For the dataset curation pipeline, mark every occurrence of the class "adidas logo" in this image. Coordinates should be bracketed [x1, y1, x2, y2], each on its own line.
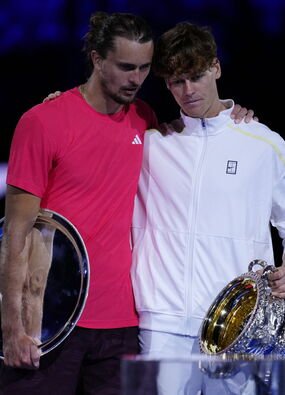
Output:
[132, 134, 142, 144]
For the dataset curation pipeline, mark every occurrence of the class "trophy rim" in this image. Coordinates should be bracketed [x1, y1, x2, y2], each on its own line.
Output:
[199, 270, 264, 355]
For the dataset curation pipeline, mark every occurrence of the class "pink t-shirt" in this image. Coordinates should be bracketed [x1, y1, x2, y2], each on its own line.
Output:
[7, 87, 158, 328]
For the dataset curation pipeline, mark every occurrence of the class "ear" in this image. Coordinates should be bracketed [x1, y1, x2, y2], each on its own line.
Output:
[212, 58, 221, 80]
[91, 50, 103, 70]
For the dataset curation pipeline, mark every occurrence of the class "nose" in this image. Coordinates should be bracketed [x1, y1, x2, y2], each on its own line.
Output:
[129, 69, 141, 86]
[184, 79, 195, 95]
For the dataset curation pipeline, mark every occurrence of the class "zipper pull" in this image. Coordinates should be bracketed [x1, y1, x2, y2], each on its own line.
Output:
[201, 118, 206, 128]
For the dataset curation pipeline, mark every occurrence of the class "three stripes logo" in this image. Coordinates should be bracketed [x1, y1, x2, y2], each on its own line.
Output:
[132, 134, 142, 145]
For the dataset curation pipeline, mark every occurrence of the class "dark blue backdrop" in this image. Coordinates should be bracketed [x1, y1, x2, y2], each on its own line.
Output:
[1, 0, 284, 159]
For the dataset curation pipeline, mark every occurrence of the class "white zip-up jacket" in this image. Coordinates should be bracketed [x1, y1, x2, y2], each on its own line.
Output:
[131, 100, 285, 336]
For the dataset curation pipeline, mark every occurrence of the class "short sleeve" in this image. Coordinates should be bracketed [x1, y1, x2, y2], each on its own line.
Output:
[7, 111, 55, 197]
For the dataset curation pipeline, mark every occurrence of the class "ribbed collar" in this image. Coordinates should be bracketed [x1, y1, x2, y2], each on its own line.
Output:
[180, 99, 234, 136]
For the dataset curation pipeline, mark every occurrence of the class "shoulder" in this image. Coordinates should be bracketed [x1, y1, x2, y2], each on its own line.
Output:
[228, 120, 285, 166]
[145, 128, 162, 139]
[132, 98, 153, 112]
[30, 88, 78, 116]
[18, 88, 78, 129]
[129, 98, 158, 128]
[144, 126, 181, 147]
[228, 120, 285, 146]
[14, 89, 78, 146]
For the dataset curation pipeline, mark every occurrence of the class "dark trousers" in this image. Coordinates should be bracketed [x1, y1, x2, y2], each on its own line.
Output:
[0, 326, 139, 395]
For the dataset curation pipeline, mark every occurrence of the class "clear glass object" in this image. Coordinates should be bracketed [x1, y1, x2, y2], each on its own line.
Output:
[121, 354, 285, 395]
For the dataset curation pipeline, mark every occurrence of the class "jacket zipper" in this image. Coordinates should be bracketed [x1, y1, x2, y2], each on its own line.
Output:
[185, 117, 208, 334]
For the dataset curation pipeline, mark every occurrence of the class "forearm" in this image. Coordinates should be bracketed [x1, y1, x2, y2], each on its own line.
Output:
[0, 186, 42, 368]
[0, 186, 41, 336]
[0, 224, 35, 335]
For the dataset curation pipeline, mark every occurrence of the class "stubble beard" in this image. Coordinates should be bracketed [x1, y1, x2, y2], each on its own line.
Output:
[101, 79, 139, 105]
[110, 91, 136, 105]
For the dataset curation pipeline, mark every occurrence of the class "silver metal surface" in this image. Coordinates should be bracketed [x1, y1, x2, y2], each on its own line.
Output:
[0, 209, 90, 357]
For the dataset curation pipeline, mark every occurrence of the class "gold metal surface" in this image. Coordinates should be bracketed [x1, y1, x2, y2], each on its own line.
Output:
[201, 277, 257, 354]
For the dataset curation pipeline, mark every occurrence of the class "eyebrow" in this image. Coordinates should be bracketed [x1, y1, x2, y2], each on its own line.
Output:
[117, 61, 152, 69]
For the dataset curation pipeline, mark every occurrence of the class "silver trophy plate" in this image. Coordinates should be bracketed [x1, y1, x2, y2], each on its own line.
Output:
[0, 209, 89, 357]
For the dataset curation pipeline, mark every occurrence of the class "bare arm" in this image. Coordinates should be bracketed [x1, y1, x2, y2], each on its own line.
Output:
[0, 185, 41, 368]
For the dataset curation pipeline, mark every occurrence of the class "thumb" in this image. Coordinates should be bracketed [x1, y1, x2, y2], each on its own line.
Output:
[30, 341, 41, 369]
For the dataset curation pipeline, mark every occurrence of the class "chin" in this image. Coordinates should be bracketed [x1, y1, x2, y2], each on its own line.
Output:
[182, 106, 204, 118]
[116, 95, 136, 105]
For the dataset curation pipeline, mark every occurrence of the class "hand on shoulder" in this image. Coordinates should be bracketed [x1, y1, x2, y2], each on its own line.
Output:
[43, 91, 62, 103]
[158, 118, 185, 135]
[231, 104, 259, 124]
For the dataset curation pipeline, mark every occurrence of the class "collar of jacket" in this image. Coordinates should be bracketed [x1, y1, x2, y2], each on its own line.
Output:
[180, 99, 234, 136]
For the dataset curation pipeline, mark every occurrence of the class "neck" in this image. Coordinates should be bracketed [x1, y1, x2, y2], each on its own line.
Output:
[204, 99, 226, 118]
[79, 79, 123, 115]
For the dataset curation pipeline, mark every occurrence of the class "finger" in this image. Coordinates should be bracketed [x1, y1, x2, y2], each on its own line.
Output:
[271, 291, 285, 299]
[3, 347, 21, 367]
[4, 350, 31, 369]
[233, 107, 248, 124]
[268, 268, 285, 281]
[230, 104, 241, 118]
[269, 279, 285, 293]
[43, 91, 61, 103]
[268, 276, 284, 286]
[269, 280, 282, 289]
[43, 95, 55, 103]
[43, 94, 55, 103]
[244, 109, 255, 124]
[30, 344, 40, 369]
[49, 90, 61, 97]
[158, 122, 170, 136]
[253, 116, 259, 122]
[170, 119, 184, 133]
[268, 273, 280, 282]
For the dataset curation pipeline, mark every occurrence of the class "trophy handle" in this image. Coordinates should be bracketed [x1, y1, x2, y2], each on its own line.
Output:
[248, 259, 277, 296]
[248, 259, 268, 272]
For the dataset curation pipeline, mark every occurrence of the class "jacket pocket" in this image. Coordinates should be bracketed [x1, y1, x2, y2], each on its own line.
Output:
[131, 227, 188, 315]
